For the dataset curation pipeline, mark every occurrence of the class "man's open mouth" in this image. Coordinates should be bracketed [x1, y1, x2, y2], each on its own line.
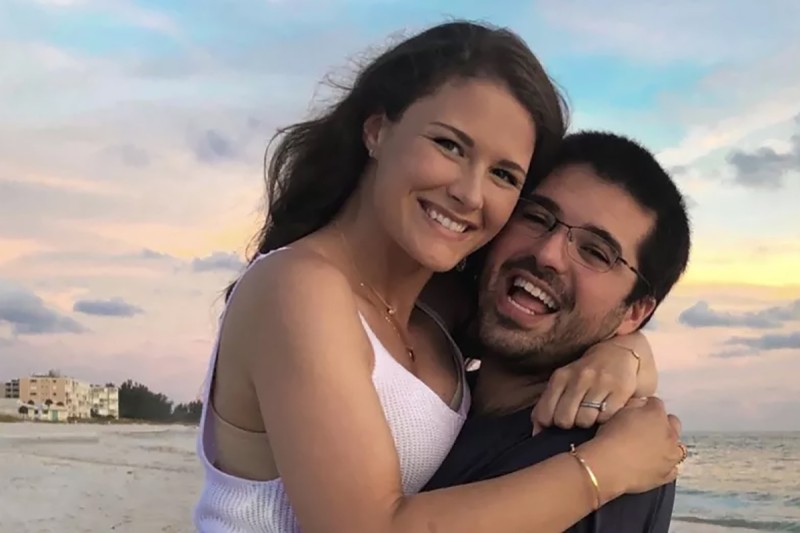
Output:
[505, 275, 561, 316]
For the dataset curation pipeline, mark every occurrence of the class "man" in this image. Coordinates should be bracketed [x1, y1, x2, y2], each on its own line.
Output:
[424, 131, 692, 533]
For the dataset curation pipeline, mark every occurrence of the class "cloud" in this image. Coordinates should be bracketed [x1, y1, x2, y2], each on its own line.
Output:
[0, 178, 130, 240]
[5, 248, 179, 269]
[723, 331, 800, 352]
[30, 0, 88, 6]
[678, 300, 800, 329]
[138, 248, 173, 260]
[100, 144, 151, 168]
[535, 0, 800, 65]
[0, 281, 85, 335]
[191, 252, 244, 273]
[73, 297, 143, 317]
[726, 116, 800, 188]
[191, 129, 239, 163]
[655, 42, 800, 168]
[23, 0, 180, 36]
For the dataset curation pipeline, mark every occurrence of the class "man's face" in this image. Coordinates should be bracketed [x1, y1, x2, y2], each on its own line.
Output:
[476, 163, 656, 374]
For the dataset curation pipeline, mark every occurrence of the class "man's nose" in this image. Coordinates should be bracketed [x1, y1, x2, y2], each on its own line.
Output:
[532, 227, 571, 274]
[446, 167, 484, 211]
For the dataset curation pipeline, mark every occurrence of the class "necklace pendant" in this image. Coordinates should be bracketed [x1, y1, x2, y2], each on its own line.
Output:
[387, 307, 396, 316]
[407, 348, 415, 361]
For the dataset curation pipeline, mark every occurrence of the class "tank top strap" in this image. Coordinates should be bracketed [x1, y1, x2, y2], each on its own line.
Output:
[414, 301, 467, 411]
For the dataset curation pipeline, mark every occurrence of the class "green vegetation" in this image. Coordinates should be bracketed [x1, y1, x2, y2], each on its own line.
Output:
[118, 379, 202, 424]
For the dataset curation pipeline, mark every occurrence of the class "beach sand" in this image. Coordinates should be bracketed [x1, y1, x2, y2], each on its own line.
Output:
[0, 422, 747, 533]
[0, 422, 202, 533]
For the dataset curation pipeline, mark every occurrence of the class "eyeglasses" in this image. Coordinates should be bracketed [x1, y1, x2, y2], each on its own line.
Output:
[513, 199, 651, 292]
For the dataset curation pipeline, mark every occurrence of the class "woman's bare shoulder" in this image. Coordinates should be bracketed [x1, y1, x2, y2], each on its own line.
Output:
[233, 247, 353, 307]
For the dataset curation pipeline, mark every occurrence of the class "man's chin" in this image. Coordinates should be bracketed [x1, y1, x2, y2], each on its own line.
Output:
[477, 314, 588, 376]
[479, 347, 562, 376]
[478, 320, 551, 363]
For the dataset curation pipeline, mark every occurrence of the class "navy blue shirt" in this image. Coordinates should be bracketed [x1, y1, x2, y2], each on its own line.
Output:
[423, 386, 675, 532]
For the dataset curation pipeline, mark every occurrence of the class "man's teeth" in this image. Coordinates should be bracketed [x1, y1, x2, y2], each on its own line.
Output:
[425, 206, 468, 233]
[508, 296, 536, 315]
[512, 277, 557, 310]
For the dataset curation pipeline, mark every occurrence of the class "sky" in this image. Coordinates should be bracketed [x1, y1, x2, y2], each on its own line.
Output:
[1, 0, 798, 431]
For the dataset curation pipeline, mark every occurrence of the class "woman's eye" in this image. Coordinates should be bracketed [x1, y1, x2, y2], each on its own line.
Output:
[492, 168, 521, 188]
[434, 138, 463, 156]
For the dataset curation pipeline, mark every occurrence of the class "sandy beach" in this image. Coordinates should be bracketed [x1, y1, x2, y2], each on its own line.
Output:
[0, 422, 752, 533]
[0, 422, 202, 533]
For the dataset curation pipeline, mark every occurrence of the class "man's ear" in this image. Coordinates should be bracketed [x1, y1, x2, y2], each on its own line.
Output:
[615, 296, 656, 336]
[363, 112, 388, 156]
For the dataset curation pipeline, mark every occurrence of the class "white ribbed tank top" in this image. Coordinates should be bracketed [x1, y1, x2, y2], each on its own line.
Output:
[193, 250, 470, 532]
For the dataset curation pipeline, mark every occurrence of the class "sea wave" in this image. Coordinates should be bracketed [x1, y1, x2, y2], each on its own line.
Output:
[678, 487, 794, 504]
[674, 514, 800, 532]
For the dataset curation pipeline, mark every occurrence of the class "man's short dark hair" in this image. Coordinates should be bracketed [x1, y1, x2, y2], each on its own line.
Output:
[541, 131, 691, 328]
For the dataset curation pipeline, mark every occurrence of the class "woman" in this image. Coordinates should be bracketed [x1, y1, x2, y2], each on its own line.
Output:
[194, 21, 683, 532]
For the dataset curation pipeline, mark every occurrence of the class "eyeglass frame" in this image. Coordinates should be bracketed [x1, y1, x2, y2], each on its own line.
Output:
[512, 197, 653, 294]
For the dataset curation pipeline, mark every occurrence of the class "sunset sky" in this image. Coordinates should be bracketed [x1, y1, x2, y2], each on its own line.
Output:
[1, 0, 798, 431]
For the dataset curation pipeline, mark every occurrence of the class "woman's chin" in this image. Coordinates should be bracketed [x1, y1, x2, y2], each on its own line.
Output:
[403, 239, 470, 273]
[418, 254, 463, 273]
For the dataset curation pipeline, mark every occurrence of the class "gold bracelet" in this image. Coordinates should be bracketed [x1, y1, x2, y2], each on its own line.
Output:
[570, 444, 601, 511]
[611, 343, 641, 375]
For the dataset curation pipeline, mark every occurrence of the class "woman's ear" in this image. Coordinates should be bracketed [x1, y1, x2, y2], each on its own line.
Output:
[363, 113, 387, 157]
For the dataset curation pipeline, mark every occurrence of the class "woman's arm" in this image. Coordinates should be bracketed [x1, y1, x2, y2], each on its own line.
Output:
[608, 330, 657, 397]
[532, 331, 657, 431]
[230, 252, 678, 533]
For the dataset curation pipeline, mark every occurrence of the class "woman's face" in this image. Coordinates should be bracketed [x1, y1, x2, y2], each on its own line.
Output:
[364, 77, 536, 272]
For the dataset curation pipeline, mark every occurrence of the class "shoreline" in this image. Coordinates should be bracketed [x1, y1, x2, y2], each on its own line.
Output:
[1, 423, 781, 533]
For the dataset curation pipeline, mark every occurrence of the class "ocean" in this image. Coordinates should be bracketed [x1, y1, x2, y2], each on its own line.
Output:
[671, 431, 800, 532]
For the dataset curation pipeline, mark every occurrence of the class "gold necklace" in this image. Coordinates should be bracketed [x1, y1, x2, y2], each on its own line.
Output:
[335, 227, 416, 361]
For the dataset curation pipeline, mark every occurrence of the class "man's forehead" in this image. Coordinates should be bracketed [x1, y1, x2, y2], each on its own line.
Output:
[528, 164, 624, 219]
[523, 163, 655, 256]
[532, 163, 601, 199]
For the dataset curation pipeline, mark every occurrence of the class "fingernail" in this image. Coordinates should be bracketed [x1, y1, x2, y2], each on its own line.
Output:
[532, 422, 541, 436]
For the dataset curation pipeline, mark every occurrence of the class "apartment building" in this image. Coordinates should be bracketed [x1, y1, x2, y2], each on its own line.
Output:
[2, 379, 20, 399]
[90, 384, 120, 419]
[19, 375, 92, 419]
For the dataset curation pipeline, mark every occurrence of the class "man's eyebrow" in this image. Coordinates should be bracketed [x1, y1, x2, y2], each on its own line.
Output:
[524, 194, 561, 215]
[583, 224, 622, 253]
[431, 121, 526, 175]
[523, 193, 623, 252]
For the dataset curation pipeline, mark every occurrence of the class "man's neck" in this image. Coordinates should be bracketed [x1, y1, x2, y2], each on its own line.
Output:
[472, 358, 550, 416]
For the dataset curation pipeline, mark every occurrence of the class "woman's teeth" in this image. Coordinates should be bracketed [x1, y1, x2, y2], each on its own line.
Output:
[425, 206, 468, 233]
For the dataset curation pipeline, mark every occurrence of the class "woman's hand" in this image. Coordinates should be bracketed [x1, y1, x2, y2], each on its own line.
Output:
[578, 397, 684, 502]
[531, 333, 653, 433]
